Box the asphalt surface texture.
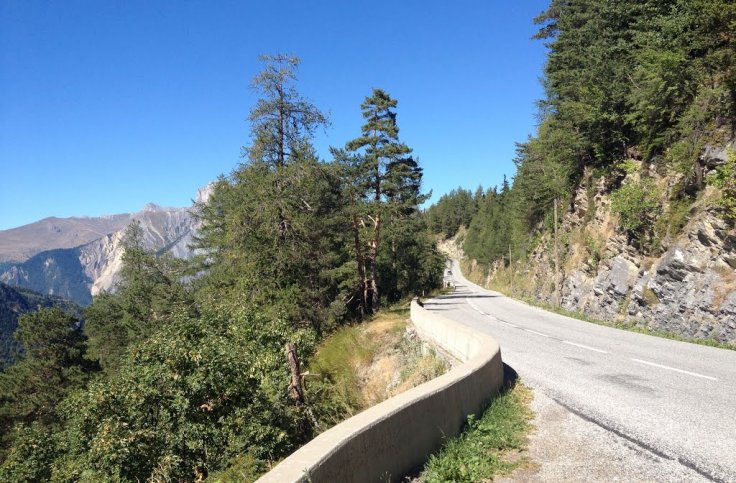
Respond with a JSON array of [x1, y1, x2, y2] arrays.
[[425, 259, 736, 482]]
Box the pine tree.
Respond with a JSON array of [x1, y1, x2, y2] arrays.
[[0, 307, 94, 464], [195, 56, 351, 332], [345, 88, 413, 313], [246, 54, 328, 168]]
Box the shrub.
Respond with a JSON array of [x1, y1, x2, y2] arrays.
[[611, 178, 660, 239], [707, 150, 736, 224]]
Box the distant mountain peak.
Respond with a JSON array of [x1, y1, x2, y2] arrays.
[[142, 202, 161, 212], [0, 185, 210, 304], [196, 183, 214, 204]]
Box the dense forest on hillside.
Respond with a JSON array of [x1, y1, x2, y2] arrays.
[[429, 0, 735, 263], [0, 56, 442, 481], [0, 283, 81, 368]]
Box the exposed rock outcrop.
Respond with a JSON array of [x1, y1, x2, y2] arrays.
[[0, 200, 201, 305], [525, 172, 736, 343]]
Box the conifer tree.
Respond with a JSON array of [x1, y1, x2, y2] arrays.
[[85, 221, 189, 373], [345, 88, 413, 313], [0, 308, 94, 466], [195, 56, 350, 332]]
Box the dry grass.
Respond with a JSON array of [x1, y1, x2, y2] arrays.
[[306, 306, 450, 425], [712, 265, 736, 310], [642, 286, 659, 306]]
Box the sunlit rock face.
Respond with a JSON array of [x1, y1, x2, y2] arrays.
[[0, 187, 208, 305]]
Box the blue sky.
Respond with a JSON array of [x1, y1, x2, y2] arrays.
[[0, 0, 549, 230]]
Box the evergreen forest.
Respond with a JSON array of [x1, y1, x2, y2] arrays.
[[428, 0, 735, 267], [0, 55, 443, 481]]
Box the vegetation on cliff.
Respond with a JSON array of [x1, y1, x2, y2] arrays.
[[428, 0, 736, 340]]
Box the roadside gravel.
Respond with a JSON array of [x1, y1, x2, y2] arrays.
[[499, 390, 709, 482]]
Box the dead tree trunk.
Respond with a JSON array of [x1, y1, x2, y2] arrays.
[[351, 215, 368, 315], [285, 342, 304, 406]]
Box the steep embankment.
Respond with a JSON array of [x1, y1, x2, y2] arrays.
[[455, 146, 736, 345]]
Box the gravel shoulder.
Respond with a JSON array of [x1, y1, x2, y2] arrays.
[[500, 389, 709, 482]]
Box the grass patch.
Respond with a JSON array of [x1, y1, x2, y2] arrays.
[[642, 286, 659, 306], [420, 382, 533, 482], [208, 452, 260, 482], [305, 305, 449, 428]]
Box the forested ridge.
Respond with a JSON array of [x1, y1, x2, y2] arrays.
[[429, 0, 735, 272], [0, 283, 81, 369], [0, 55, 442, 481]]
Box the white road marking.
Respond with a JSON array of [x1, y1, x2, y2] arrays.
[[631, 358, 717, 381], [466, 298, 485, 315], [525, 329, 550, 338], [466, 298, 509, 325], [562, 340, 608, 354]]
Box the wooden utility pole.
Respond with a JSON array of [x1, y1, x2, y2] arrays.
[[553, 198, 560, 307], [509, 243, 513, 295]]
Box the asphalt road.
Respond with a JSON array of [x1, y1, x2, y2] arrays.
[[427, 259, 736, 482]]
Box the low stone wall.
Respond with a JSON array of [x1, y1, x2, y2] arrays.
[[256, 299, 504, 483]]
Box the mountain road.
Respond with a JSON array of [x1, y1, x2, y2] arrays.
[[426, 259, 736, 482]]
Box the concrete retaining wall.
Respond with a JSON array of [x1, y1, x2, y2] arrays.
[[256, 299, 504, 483]]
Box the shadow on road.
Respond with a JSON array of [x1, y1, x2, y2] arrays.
[[422, 301, 463, 306], [434, 293, 499, 300], [502, 363, 519, 391]]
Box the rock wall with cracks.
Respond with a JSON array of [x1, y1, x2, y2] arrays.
[[521, 146, 736, 343]]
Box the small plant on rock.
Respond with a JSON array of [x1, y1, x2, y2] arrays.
[[707, 150, 736, 224]]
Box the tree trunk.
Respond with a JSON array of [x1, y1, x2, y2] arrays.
[[285, 342, 304, 406], [351, 215, 368, 315]]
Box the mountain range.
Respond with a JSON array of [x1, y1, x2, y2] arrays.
[[0, 185, 210, 306]]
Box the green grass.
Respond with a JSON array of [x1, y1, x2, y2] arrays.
[[420, 383, 533, 482], [305, 301, 449, 429]]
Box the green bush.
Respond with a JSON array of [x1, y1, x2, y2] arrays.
[[707, 150, 736, 223], [47, 300, 315, 482], [611, 178, 660, 239], [653, 197, 692, 250]]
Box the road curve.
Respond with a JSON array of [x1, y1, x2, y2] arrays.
[[427, 259, 736, 482]]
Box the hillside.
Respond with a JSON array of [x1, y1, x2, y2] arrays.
[[0, 214, 132, 264], [0, 282, 80, 367], [427, 0, 736, 344]]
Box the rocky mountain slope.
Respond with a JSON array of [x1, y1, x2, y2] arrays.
[[554, 182, 735, 344], [459, 147, 736, 345], [0, 186, 210, 306], [0, 214, 132, 264]]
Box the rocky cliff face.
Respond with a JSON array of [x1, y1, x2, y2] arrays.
[[0, 187, 210, 305], [460, 144, 736, 344], [78, 203, 198, 297], [518, 166, 736, 344]]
